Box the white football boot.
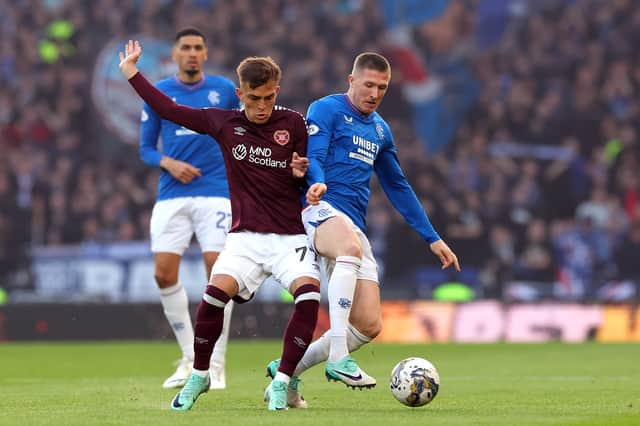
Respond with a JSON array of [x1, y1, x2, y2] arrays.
[[209, 360, 226, 390], [163, 358, 193, 389]]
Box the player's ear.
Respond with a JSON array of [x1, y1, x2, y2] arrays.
[[171, 45, 177, 63], [348, 74, 354, 87], [235, 87, 242, 100]]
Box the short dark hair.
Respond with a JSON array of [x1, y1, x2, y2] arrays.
[[174, 27, 206, 44], [236, 57, 281, 89], [352, 52, 391, 75]]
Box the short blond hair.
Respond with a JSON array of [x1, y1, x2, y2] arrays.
[[352, 52, 391, 75]]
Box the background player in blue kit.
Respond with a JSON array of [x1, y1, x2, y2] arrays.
[[267, 52, 460, 405], [140, 28, 239, 390]]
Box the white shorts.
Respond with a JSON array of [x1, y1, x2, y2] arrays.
[[302, 201, 379, 283], [150, 197, 231, 255], [211, 232, 321, 301]]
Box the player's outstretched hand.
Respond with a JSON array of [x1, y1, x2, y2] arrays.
[[290, 152, 309, 178], [429, 239, 461, 272], [160, 157, 202, 184], [306, 183, 327, 205], [118, 39, 142, 80]]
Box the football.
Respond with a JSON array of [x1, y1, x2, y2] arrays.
[[389, 357, 440, 407]]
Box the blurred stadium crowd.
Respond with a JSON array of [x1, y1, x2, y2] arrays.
[[1, 0, 639, 302]]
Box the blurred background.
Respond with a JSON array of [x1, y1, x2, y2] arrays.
[[1, 0, 639, 342]]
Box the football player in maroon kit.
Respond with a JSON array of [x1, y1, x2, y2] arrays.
[[119, 40, 324, 411]]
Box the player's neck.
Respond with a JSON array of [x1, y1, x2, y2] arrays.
[[177, 71, 204, 84], [345, 91, 370, 117]]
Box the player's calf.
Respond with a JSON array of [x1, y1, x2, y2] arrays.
[[279, 283, 320, 376]]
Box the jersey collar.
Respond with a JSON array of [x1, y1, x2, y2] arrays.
[[173, 74, 206, 91], [342, 93, 372, 121]]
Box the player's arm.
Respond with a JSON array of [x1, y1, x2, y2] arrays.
[[158, 157, 202, 184], [139, 103, 162, 167], [139, 93, 202, 184], [375, 142, 460, 271], [304, 101, 334, 204], [290, 152, 309, 178], [290, 114, 324, 201], [119, 40, 212, 135]]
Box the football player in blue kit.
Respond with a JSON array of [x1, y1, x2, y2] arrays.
[[140, 28, 238, 390], [266, 52, 460, 406]]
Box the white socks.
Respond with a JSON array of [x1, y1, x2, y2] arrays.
[[294, 323, 372, 375], [210, 301, 233, 367], [328, 256, 361, 362], [346, 323, 371, 351], [294, 331, 330, 375], [161, 283, 233, 369], [159, 283, 195, 360], [274, 371, 291, 385]]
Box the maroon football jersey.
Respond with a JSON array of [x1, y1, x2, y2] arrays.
[[129, 72, 307, 234]]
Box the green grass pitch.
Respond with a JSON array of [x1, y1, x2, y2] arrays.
[[1, 341, 638, 425]]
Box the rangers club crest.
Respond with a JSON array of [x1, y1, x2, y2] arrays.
[[273, 130, 290, 146], [208, 90, 221, 105]]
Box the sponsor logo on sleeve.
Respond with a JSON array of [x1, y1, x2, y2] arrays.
[[307, 124, 319, 135]]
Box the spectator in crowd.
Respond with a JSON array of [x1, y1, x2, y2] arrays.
[[2, 0, 640, 301]]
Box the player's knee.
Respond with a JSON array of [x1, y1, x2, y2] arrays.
[[154, 271, 178, 288], [363, 320, 382, 339], [291, 278, 321, 295], [352, 316, 382, 339], [339, 238, 362, 259]]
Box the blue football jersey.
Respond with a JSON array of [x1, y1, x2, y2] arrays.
[[306, 94, 440, 244], [139, 74, 240, 200]]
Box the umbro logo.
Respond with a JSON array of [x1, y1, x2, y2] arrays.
[[234, 126, 246, 136], [293, 336, 307, 348], [344, 114, 353, 124]]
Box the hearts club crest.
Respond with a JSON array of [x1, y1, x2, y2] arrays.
[[273, 130, 290, 146]]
